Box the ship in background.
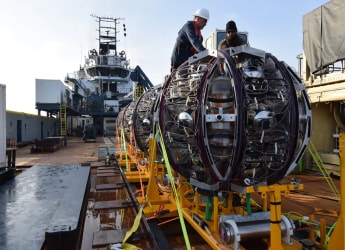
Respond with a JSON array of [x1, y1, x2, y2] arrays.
[[35, 15, 154, 137]]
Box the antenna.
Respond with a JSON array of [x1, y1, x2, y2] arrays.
[[90, 14, 125, 55]]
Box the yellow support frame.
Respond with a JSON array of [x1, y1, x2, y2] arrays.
[[245, 184, 304, 250], [129, 125, 325, 249], [326, 133, 345, 249], [139, 162, 306, 249], [137, 137, 177, 218], [116, 124, 150, 183]]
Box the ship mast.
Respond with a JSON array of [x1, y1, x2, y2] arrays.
[[90, 14, 126, 55]]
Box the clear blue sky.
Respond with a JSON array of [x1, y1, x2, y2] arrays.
[[0, 0, 329, 114]]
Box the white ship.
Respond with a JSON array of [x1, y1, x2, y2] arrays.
[[36, 15, 153, 136]]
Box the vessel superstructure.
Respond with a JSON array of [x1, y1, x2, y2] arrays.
[[36, 15, 153, 136], [65, 15, 133, 135]]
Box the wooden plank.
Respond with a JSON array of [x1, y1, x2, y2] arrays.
[[90, 162, 105, 168], [97, 171, 118, 175], [97, 173, 119, 177], [97, 169, 119, 174], [96, 183, 125, 190], [93, 229, 128, 246], [97, 167, 117, 171], [94, 200, 133, 209]]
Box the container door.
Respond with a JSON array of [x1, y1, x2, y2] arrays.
[[41, 121, 44, 140], [16, 120, 22, 143]]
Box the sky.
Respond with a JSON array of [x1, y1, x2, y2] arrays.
[[0, 0, 329, 115]]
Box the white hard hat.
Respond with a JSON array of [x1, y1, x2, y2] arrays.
[[193, 8, 209, 20]]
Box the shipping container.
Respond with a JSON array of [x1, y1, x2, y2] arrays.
[[0, 84, 6, 167], [35, 79, 69, 104], [6, 111, 59, 143]]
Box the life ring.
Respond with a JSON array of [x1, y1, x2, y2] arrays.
[[120, 50, 126, 56]]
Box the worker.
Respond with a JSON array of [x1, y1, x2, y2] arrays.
[[170, 8, 209, 71], [218, 20, 246, 49]]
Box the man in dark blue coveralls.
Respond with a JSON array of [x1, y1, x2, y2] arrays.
[[170, 8, 209, 71]]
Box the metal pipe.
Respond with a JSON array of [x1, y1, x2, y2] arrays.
[[219, 212, 294, 245]]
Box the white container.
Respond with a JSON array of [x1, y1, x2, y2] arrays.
[[35, 79, 67, 104], [0, 84, 6, 167]]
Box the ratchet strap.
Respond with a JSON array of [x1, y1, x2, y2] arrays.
[[157, 124, 191, 250]]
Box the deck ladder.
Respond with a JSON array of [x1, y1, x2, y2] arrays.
[[60, 103, 67, 136], [307, 140, 340, 199], [134, 85, 144, 100]]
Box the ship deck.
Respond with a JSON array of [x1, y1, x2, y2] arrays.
[[6, 136, 341, 249]]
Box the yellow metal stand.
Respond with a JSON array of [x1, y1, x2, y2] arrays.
[[246, 184, 303, 250], [326, 133, 345, 249], [131, 128, 308, 249], [136, 136, 176, 218], [121, 122, 331, 249], [116, 125, 149, 183]]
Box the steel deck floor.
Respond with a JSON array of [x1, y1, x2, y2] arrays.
[[10, 136, 342, 249]]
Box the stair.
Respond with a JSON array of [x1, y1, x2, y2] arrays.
[[60, 103, 67, 136]]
